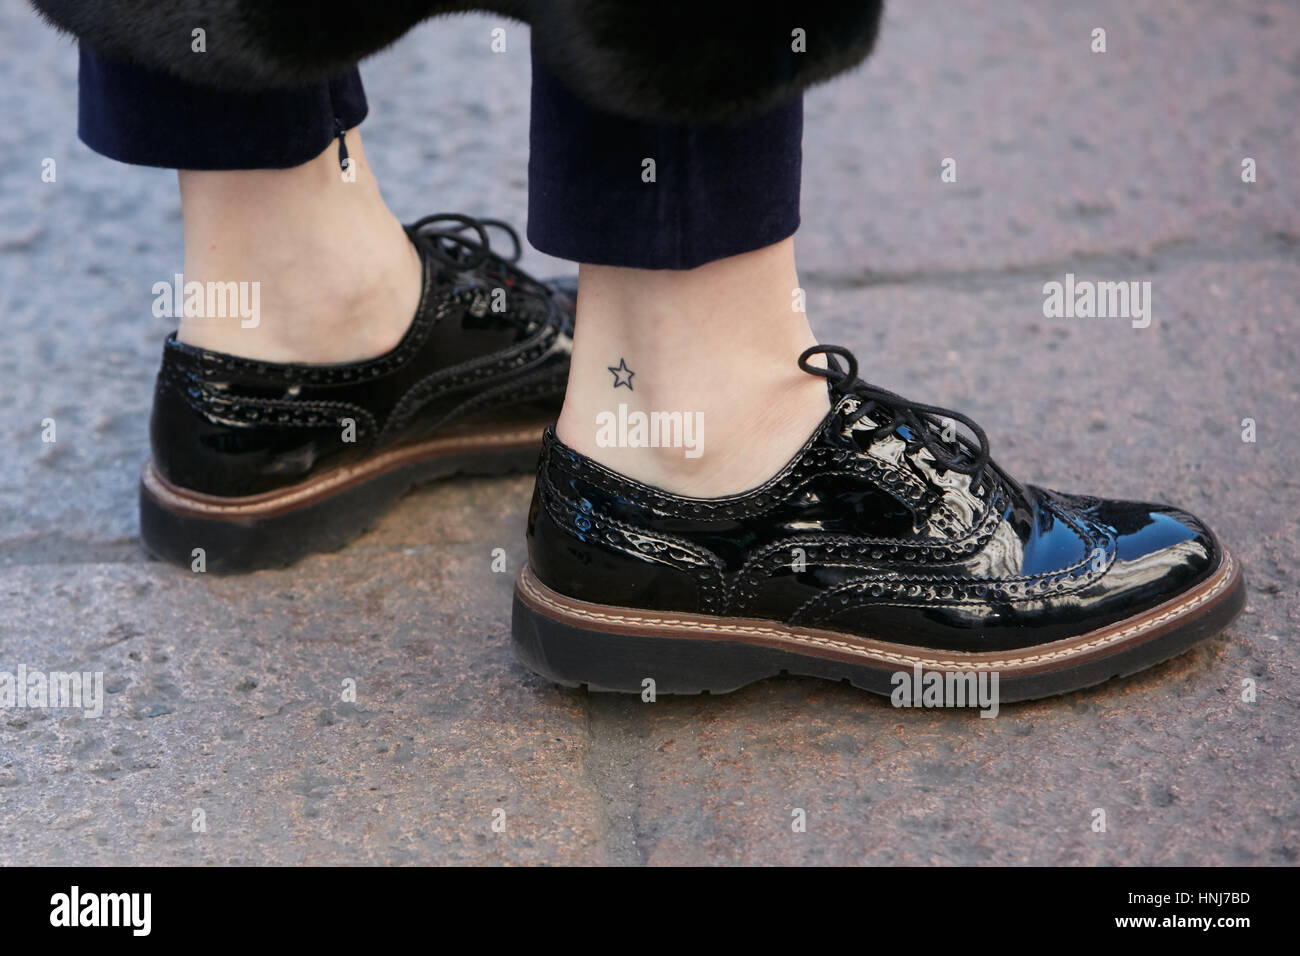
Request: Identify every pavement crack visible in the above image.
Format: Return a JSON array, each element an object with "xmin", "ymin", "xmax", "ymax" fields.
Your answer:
[{"xmin": 580, "ymin": 695, "xmax": 652, "ymax": 866}]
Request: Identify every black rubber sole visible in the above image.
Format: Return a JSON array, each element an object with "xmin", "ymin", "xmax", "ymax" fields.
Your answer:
[
  {"xmin": 511, "ymin": 556, "xmax": 1245, "ymax": 704},
  {"xmin": 141, "ymin": 445, "xmax": 540, "ymax": 573}
]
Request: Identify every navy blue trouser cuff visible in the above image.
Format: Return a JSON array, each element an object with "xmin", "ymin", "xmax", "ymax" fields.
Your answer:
[
  {"xmin": 78, "ymin": 47, "xmax": 368, "ymax": 171},
  {"xmin": 526, "ymin": 49, "xmax": 802, "ymax": 270},
  {"xmin": 77, "ymin": 44, "xmax": 801, "ymax": 269}
]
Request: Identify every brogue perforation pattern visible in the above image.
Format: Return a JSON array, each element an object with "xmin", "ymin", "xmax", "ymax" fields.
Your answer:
[
  {"xmin": 787, "ymin": 497, "xmax": 1118, "ymax": 627},
  {"xmin": 539, "ymin": 466, "xmax": 728, "ymax": 611},
  {"xmin": 381, "ymin": 321, "xmax": 562, "ymax": 440}
]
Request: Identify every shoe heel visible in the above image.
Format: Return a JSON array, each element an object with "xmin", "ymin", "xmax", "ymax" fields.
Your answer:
[
  {"xmin": 138, "ymin": 473, "xmax": 401, "ymax": 573},
  {"xmin": 139, "ymin": 442, "xmax": 543, "ymax": 574},
  {"xmin": 510, "ymin": 573, "xmax": 780, "ymax": 694}
]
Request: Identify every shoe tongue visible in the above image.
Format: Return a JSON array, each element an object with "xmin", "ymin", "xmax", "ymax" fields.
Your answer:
[{"xmin": 836, "ymin": 393, "xmax": 971, "ymax": 473}]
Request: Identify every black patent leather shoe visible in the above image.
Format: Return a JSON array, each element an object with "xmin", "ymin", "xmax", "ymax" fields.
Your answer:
[
  {"xmin": 140, "ymin": 214, "xmax": 573, "ymax": 572},
  {"xmin": 513, "ymin": 345, "xmax": 1244, "ymax": 703}
]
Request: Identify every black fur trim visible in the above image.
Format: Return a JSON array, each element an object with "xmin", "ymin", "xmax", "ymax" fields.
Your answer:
[
  {"xmin": 29, "ymin": 0, "xmax": 882, "ymax": 122},
  {"xmin": 531, "ymin": 1, "xmax": 884, "ymax": 123}
]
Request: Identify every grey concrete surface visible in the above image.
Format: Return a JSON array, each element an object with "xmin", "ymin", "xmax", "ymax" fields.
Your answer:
[{"xmin": 1, "ymin": 0, "xmax": 1297, "ymax": 865}]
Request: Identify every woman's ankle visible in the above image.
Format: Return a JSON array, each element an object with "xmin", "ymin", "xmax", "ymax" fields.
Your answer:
[
  {"xmin": 173, "ymin": 130, "xmax": 422, "ymax": 364},
  {"xmin": 556, "ymin": 239, "xmax": 832, "ymax": 497},
  {"xmin": 558, "ymin": 370, "xmax": 830, "ymax": 496}
]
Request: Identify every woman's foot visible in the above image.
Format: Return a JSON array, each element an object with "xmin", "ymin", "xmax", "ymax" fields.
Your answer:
[
  {"xmin": 514, "ymin": 344, "xmax": 1244, "ymax": 703},
  {"xmin": 144, "ymin": 128, "xmax": 579, "ymax": 571},
  {"xmin": 141, "ymin": 215, "xmax": 575, "ymax": 572}
]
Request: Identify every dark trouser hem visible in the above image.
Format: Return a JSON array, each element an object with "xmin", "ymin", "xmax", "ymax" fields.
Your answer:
[
  {"xmin": 527, "ymin": 49, "xmax": 802, "ymax": 270},
  {"xmin": 76, "ymin": 41, "xmax": 801, "ymax": 269},
  {"xmin": 77, "ymin": 46, "xmax": 368, "ymax": 170}
]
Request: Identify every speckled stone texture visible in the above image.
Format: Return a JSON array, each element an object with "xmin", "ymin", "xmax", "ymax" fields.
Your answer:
[{"xmin": 0, "ymin": 0, "xmax": 1296, "ymax": 865}]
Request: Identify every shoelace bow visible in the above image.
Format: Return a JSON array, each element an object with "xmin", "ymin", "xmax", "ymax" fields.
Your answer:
[
  {"xmin": 798, "ymin": 344, "xmax": 995, "ymax": 496},
  {"xmin": 408, "ymin": 213, "xmax": 554, "ymax": 303}
]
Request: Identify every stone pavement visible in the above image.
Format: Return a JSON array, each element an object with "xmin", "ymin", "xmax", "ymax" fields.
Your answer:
[{"xmin": 0, "ymin": 0, "xmax": 1296, "ymax": 865}]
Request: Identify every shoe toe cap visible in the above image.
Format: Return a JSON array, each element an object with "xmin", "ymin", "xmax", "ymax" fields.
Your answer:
[{"xmin": 1087, "ymin": 496, "xmax": 1223, "ymax": 609}]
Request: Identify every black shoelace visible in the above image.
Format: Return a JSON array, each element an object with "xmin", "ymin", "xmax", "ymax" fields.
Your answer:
[
  {"xmin": 408, "ymin": 213, "xmax": 552, "ymax": 302},
  {"xmin": 405, "ymin": 213, "xmax": 559, "ymax": 332},
  {"xmin": 798, "ymin": 344, "xmax": 995, "ymax": 496}
]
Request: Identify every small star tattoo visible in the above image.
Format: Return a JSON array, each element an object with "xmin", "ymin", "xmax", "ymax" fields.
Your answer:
[{"xmin": 608, "ymin": 358, "xmax": 635, "ymax": 390}]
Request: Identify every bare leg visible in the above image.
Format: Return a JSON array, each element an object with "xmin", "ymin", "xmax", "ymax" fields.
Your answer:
[
  {"xmin": 176, "ymin": 129, "xmax": 421, "ymax": 364},
  {"xmin": 555, "ymin": 237, "xmax": 829, "ymax": 496}
]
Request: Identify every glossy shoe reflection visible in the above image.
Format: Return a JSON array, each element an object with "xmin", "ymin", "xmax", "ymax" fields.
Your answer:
[{"xmin": 513, "ymin": 345, "xmax": 1244, "ymax": 703}]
